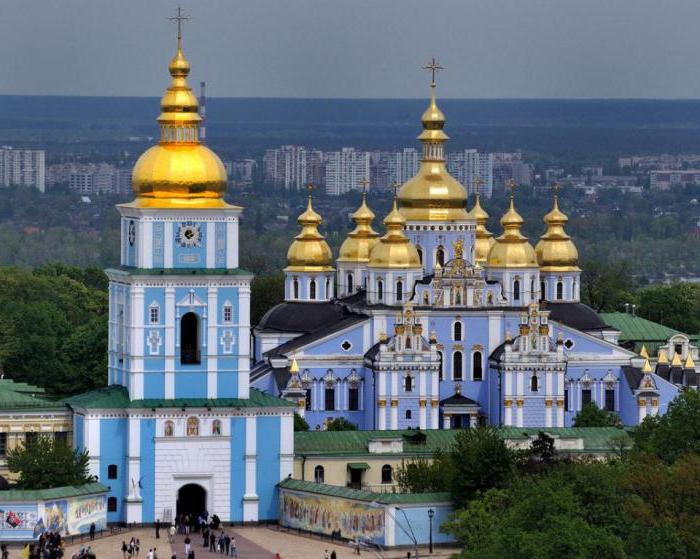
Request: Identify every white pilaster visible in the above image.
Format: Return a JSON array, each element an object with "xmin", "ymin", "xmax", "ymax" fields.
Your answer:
[
  {"xmin": 163, "ymin": 222, "xmax": 174, "ymax": 268},
  {"xmin": 279, "ymin": 415, "xmax": 294, "ymax": 480},
  {"xmin": 237, "ymin": 284, "xmax": 251, "ymax": 399},
  {"xmin": 125, "ymin": 417, "xmax": 143, "ymax": 523},
  {"xmin": 431, "ymin": 402, "xmax": 439, "ymax": 429},
  {"xmin": 243, "ymin": 415, "xmax": 259, "ymax": 521},
  {"xmin": 504, "ymin": 401, "xmax": 513, "ymax": 426},
  {"xmin": 207, "ymin": 287, "xmax": 218, "ymax": 398},
  {"xmin": 86, "ymin": 417, "xmax": 101, "ymax": 478},
  {"xmin": 516, "ymin": 401, "xmax": 524, "ymax": 428},
  {"xmin": 206, "ymin": 222, "xmax": 216, "ymax": 268},
  {"xmin": 443, "ymin": 414, "xmax": 451, "ymax": 429}
]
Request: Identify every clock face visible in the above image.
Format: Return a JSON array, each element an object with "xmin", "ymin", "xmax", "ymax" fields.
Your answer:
[
  {"xmin": 176, "ymin": 221, "xmax": 202, "ymax": 248},
  {"xmin": 128, "ymin": 221, "xmax": 136, "ymax": 246}
]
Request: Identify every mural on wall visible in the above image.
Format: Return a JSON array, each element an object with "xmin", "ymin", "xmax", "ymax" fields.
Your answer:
[
  {"xmin": 0, "ymin": 505, "xmax": 40, "ymax": 539},
  {"xmin": 44, "ymin": 500, "xmax": 68, "ymax": 534},
  {"xmin": 280, "ymin": 491, "xmax": 384, "ymax": 540},
  {"xmin": 69, "ymin": 496, "xmax": 106, "ymax": 534}
]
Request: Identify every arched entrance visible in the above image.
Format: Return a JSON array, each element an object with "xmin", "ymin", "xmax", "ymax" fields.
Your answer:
[{"xmin": 176, "ymin": 483, "xmax": 207, "ymax": 517}]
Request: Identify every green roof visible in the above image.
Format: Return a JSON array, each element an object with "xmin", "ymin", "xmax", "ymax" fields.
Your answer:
[
  {"xmin": 108, "ymin": 266, "xmax": 253, "ymax": 277},
  {"xmin": 0, "ymin": 482, "xmax": 108, "ymax": 502},
  {"xmin": 67, "ymin": 385, "xmax": 293, "ymax": 410},
  {"xmin": 0, "ymin": 380, "xmax": 46, "ymax": 395},
  {"xmin": 0, "ymin": 381, "xmax": 65, "ymax": 411},
  {"xmin": 295, "ymin": 427, "xmax": 630, "ymax": 457},
  {"xmin": 600, "ymin": 312, "xmax": 699, "ymax": 354},
  {"xmin": 278, "ymin": 478, "xmax": 450, "ymax": 505},
  {"xmin": 347, "ymin": 462, "xmax": 370, "ymax": 470}
]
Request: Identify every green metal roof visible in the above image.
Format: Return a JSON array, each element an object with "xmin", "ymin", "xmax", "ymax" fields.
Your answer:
[
  {"xmin": 0, "ymin": 482, "xmax": 108, "ymax": 502},
  {"xmin": 67, "ymin": 385, "xmax": 293, "ymax": 410},
  {"xmin": 295, "ymin": 427, "xmax": 630, "ymax": 457},
  {"xmin": 0, "ymin": 382, "xmax": 65, "ymax": 411},
  {"xmin": 109, "ymin": 266, "xmax": 252, "ymax": 277},
  {"xmin": 347, "ymin": 462, "xmax": 370, "ymax": 470},
  {"xmin": 600, "ymin": 312, "xmax": 699, "ymax": 355},
  {"xmin": 0, "ymin": 380, "xmax": 46, "ymax": 395},
  {"xmin": 278, "ymin": 478, "xmax": 450, "ymax": 505}
]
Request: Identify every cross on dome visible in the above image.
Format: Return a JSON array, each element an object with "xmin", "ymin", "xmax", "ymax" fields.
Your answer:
[
  {"xmin": 359, "ymin": 177, "xmax": 370, "ymax": 193},
  {"xmin": 473, "ymin": 175, "xmax": 483, "ymax": 195},
  {"xmin": 168, "ymin": 5, "xmax": 191, "ymax": 41},
  {"xmin": 422, "ymin": 57, "xmax": 445, "ymax": 87},
  {"xmin": 507, "ymin": 178, "xmax": 517, "ymax": 199}
]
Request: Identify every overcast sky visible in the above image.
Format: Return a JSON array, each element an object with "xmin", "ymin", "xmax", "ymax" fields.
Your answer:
[{"xmin": 2, "ymin": 0, "xmax": 699, "ymax": 99}]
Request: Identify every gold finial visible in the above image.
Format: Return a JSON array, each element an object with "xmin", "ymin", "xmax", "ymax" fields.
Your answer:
[
  {"xmin": 641, "ymin": 358, "xmax": 652, "ymax": 374},
  {"xmin": 290, "ymin": 357, "xmax": 299, "ymax": 374},
  {"xmin": 671, "ymin": 352, "xmax": 682, "ymax": 367},
  {"xmin": 685, "ymin": 354, "xmax": 696, "ymax": 369},
  {"xmin": 422, "ymin": 57, "xmax": 445, "ymax": 87},
  {"xmin": 639, "ymin": 345, "xmax": 649, "ymax": 359},
  {"xmin": 359, "ymin": 177, "xmax": 370, "ymax": 193},
  {"xmin": 391, "ymin": 182, "xmax": 400, "ymax": 199},
  {"xmin": 168, "ymin": 5, "xmax": 191, "ymax": 47},
  {"xmin": 553, "ymin": 182, "xmax": 561, "ymax": 198},
  {"xmin": 657, "ymin": 350, "xmax": 668, "ymax": 364},
  {"xmin": 473, "ymin": 175, "xmax": 483, "ymax": 197},
  {"xmin": 507, "ymin": 179, "xmax": 517, "ymax": 200}
]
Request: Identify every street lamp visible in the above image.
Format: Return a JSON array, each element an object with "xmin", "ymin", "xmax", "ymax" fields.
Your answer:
[{"xmin": 428, "ymin": 508, "xmax": 435, "ymax": 554}]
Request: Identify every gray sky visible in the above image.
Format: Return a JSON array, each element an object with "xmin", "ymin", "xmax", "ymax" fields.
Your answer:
[{"xmin": 2, "ymin": 0, "xmax": 699, "ymax": 99}]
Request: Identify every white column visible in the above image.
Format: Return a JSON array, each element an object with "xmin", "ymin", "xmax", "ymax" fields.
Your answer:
[
  {"xmin": 125, "ymin": 416, "xmax": 143, "ymax": 523},
  {"xmin": 206, "ymin": 222, "xmax": 216, "ymax": 268},
  {"xmin": 545, "ymin": 401, "xmax": 553, "ymax": 428},
  {"xmin": 207, "ymin": 286, "xmax": 218, "ymax": 398},
  {"xmin": 638, "ymin": 399, "xmax": 647, "ymax": 424},
  {"xmin": 164, "ymin": 287, "xmax": 175, "ymax": 399},
  {"xmin": 516, "ymin": 401, "xmax": 524, "ymax": 427},
  {"xmin": 85, "ymin": 417, "xmax": 101, "ymax": 479},
  {"xmin": 243, "ymin": 415, "xmax": 259, "ymax": 521},
  {"xmin": 226, "ymin": 219, "xmax": 239, "ymax": 269},
  {"xmin": 431, "ymin": 401, "xmax": 439, "ymax": 429},
  {"xmin": 130, "ymin": 286, "xmax": 145, "ymax": 399},
  {"xmin": 237, "ymin": 283, "xmax": 251, "ymax": 398},
  {"xmin": 557, "ymin": 399, "xmax": 565, "ymax": 427},
  {"xmin": 377, "ymin": 402, "xmax": 387, "ymax": 430},
  {"xmin": 390, "ymin": 401, "xmax": 398, "ymax": 430},
  {"xmin": 443, "ymin": 414, "xmax": 451, "ymax": 430},
  {"xmin": 279, "ymin": 414, "xmax": 294, "ymax": 480},
  {"xmin": 140, "ymin": 221, "xmax": 154, "ymax": 269},
  {"xmin": 504, "ymin": 401, "xmax": 513, "ymax": 426},
  {"xmin": 163, "ymin": 222, "xmax": 174, "ymax": 268}
]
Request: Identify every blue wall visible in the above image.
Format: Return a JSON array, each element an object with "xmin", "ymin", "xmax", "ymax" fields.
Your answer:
[
  {"xmin": 229, "ymin": 418, "xmax": 246, "ymax": 522},
  {"xmin": 74, "ymin": 414, "xmax": 84, "ymax": 451},
  {"xmin": 140, "ymin": 419, "xmax": 156, "ymax": 523},
  {"xmin": 392, "ymin": 504, "xmax": 454, "ymax": 546},
  {"xmin": 256, "ymin": 417, "xmax": 281, "ymax": 520},
  {"xmin": 99, "ymin": 418, "xmax": 127, "ymax": 523}
]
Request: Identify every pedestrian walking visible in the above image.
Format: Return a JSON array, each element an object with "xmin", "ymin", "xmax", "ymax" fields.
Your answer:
[
  {"xmin": 121, "ymin": 542, "xmax": 128, "ymax": 559},
  {"xmin": 209, "ymin": 532, "xmax": 216, "ymax": 553},
  {"xmin": 229, "ymin": 537, "xmax": 237, "ymax": 558},
  {"xmin": 155, "ymin": 520, "xmax": 161, "ymax": 539},
  {"xmin": 169, "ymin": 525, "xmax": 176, "ymax": 544},
  {"xmin": 330, "ymin": 551, "xmax": 337, "ymax": 559},
  {"xmin": 89, "ymin": 522, "xmax": 96, "ymax": 541}
]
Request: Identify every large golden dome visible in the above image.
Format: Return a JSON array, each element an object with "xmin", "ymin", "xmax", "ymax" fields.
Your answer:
[
  {"xmin": 535, "ymin": 193, "xmax": 580, "ymax": 272},
  {"xmin": 468, "ymin": 193, "xmax": 495, "ymax": 264},
  {"xmin": 285, "ymin": 193, "xmax": 334, "ymax": 272},
  {"xmin": 368, "ymin": 197, "xmax": 421, "ymax": 269},
  {"xmin": 338, "ymin": 191, "xmax": 380, "ymax": 263},
  {"xmin": 487, "ymin": 194, "xmax": 538, "ymax": 268},
  {"xmin": 398, "ymin": 84, "xmax": 469, "ymax": 222},
  {"xmin": 131, "ymin": 32, "xmax": 228, "ymax": 208}
]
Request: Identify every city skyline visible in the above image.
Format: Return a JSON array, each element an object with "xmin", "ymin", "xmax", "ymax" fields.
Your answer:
[{"xmin": 2, "ymin": 0, "xmax": 700, "ymax": 99}]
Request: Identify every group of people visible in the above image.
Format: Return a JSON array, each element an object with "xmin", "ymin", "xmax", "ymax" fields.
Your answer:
[
  {"xmin": 200, "ymin": 529, "xmax": 237, "ymax": 557},
  {"xmin": 24, "ymin": 532, "xmax": 66, "ymax": 559},
  {"xmin": 120, "ymin": 537, "xmax": 141, "ymax": 558},
  {"xmin": 173, "ymin": 512, "xmax": 221, "ymax": 536}
]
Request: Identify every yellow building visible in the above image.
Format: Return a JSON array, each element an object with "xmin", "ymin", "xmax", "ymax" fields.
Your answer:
[{"xmin": 0, "ymin": 380, "xmax": 72, "ymax": 480}]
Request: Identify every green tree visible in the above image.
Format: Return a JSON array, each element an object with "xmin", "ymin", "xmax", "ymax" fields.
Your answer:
[
  {"xmin": 294, "ymin": 413, "xmax": 309, "ymax": 432},
  {"xmin": 581, "ymin": 260, "xmax": 636, "ymax": 312},
  {"xmin": 573, "ymin": 402, "xmax": 621, "ymax": 427},
  {"xmin": 325, "ymin": 417, "xmax": 358, "ymax": 431},
  {"xmin": 7, "ymin": 436, "xmax": 91, "ymax": 489},
  {"xmin": 250, "ymin": 273, "xmax": 285, "ymax": 325},
  {"xmin": 448, "ymin": 427, "xmax": 514, "ymax": 508},
  {"xmin": 637, "ymin": 283, "xmax": 700, "ymax": 334},
  {"xmin": 394, "ymin": 452, "xmax": 451, "ymax": 493}
]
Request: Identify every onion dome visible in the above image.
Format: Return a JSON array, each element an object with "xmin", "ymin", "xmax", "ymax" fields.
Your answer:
[
  {"xmin": 639, "ymin": 345, "xmax": 649, "ymax": 359},
  {"xmin": 657, "ymin": 350, "xmax": 669, "ymax": 365},
  {"xmin": 486, "ymin": 190, "xmax": 538, "ymax": 268},
  {"xmin": 685, "ymin": 355, "xmax": 696, "ymax": 369},
  {"xmin": 131, "ymin": 29, "xmax": 228, "ymax": 208},
  {"xmin": 535, "ymin": 189, "xmax": 580, "ymax": 271},
  {"xmin": 338, "ymin": 190, "xmax": 380, "ymax": 263},
  {"xmin": 469, "ymin": 192, "xmax": 495, "ymax": 264},
  {"xmin": 285, "ymin": 190, "xmax": 334, "ymax": 272},
  {"xmin": 398, "ymin": 82, "xmax": 468, "ymax": 222},
  {"xmin": 368, "ymin": 196, "xmax": 421, "ymax": 269},
  {"xmin": 671, "ymin": 352, "xmax": 682, "ymax": 367}
]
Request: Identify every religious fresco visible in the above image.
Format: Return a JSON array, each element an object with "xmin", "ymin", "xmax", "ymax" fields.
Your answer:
[
  {"xmin": 0, "ymin": 504, "xmax": 40, "ymax": 539},
  {"xmin": 44, "ymin": 500, "xmax": 68, "ymax": 534},
  {"xmin": 279, "ymin": 491, "xmax": 384, "ymax": 541},
  {"xmin": 68, "ymin": 495, "xmax": 106, "ymax": 534}
]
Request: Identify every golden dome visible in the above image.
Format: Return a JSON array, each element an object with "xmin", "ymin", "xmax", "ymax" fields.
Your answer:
[
  {"xmin": 469, "ymin": 193, "xmax": 495, "ymax": 264},
  {"xmin": 285, "ymin": 193, "xmax": 334, "ymax": 272},
  {"xmin": 534, "ymin": 193, "xmax": 580, "ymax": 272},
  {"xmin": 368, "ymin": 197, "xmax": 421, "ymax": 269},
  {"xmin": 398, "ymin": 84, "xmax": 469, "ymax": 222},
  {"xmin": 338, "ymin": 191, "xmax": 380, "ymax": 263},
  {"xmin": 486, "ymin": 194, "xmax": 538, "ymax": 268},
  {"xmin": 131, "ymin": 32, "xmax": 228, "ymax": 208}
]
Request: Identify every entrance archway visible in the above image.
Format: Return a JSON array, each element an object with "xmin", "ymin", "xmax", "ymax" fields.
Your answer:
[{"xmin": 177, "ymin": 483, "xmax": 207, "ymax": 517}]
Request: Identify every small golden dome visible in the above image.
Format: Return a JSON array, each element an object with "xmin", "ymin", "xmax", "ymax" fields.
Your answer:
[
  {"xmin": 398, "ymin": 84, "xmax": 469, "ymax": 222},
  {"xmin": 469, "ymin": 193, "xmax": 495, "ymax": 264},
  {"xmin": 534, "ymin": 193, "xmax": 580, "ymax": 272},
  {"xmin": 338, "ymin": 191, "xmax": 380, "ymax": 263},
  {"xmin": 487, "ymin": 195, "xmax": 538, "ymax": 268},
  {"xmin": 285, "ymin": 193, "xmax": 334, "ymax": 272},
  {"xmin": 131, "ymin": 33, "xmax": 228, "ymax": 208},
  {"xmin": 368, "ymin": 197, "xmax": 421, "ymax": 269}
]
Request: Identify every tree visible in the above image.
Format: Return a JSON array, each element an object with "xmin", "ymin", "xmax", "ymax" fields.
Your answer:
[
  {"xmin": 294, "ymin": 413, "xmax": 309, "ymax": 432},
  {"xmin": 573, "ymin": 402, "xmax": 621, "ymax": 427},
  {"xmin": 637, "ymin": 283, "xmax": 700, "ymax": 334},
  {"xmin": 325, "ymin": 417, "xmax": 358, "ymax": 431},
  {"xmin": 7, "ymin": 436, "xmax": 91, "ymax": 489},
  {"xmin": 250, "ymin": 273, "xmax": 285, "ymax": 325},
  {"xmin": 580, "ymin": 260, "xmax": 636, "ymax": 312},
  {"xmin": 448, "ymin": 427, "xmax": 514, "ymax": 508},
  {"xmin": 632, "ymin": 389, "xmax": 700, "ymax": 464},
  {"xmin": 394, "ymin": 452, "xmax": 451, "ymax": 493}
]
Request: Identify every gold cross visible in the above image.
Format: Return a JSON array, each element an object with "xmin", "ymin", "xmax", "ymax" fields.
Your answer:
[
  {"xmin": 168, "ymin": 5, "xmax": 191, "ymax": 40},
  {"xmin": 422, "ymin": 57, "xmax": 445, "ymax": 87},
  {"xmin": 391, "ymin": 182, "xmax": 400, "ymax": 198},
  {"xmin": 359, "ymin": 177, "xmax": 370, "ymax": 194},
  {"xmin": 507, "ymin": 179, "xmax": 517, "ymax": 199},
  {"xmin": 553, "ymin": 182, "xmax": 561, "ymax": 197},
  {"xmin": 306, "ymin": 182, "xmax": 314, "ymax": 196},
  {"xmin": 473, "ymin": 175, "xmax": 483, "ymax": 195}
]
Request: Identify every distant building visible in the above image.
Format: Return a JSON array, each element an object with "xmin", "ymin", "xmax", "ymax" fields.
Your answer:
[
  {"xmin": 447, "ymin": 149, "xmax": 493, "ymax": 197},
  {"xmin": 493, "ymin": 152, "xmax": 532, "ymax": 190},
  {"xmin": 67, "ymin": 163, "xmax": 132, "ymax": 195},
  {"xmin": 650, "ymin": 170, "xmax": 700, "ymax": 190},
  {"xmin": 371, "ymin": 148, "xmax": 419, "ymax": 190},
  {"xmin": 545, "ymin": 168, "xmax": 565, "ymax": 184},
  {"xmin": 230, "ymin": 159, "xmax": 256, "ymax": 184},
  {"xmin": 324, "ymin": 147, "xmax": 370, "ymax": 196},
  {"xmin": 263, "ymin": 145, "xmax": 323, "ymax": 191},
  {"xmin": 0, "ymin": 147, "xmax": 45, "ymax": 192}
]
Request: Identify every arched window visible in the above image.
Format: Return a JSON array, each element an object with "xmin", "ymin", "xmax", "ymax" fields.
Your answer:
[
  {"xmin": 347, "ymin": 273, "xmax": 354, "ymax": 293},
  {"xmin": 381, "ymin": 465, "xmax": 393, "ymax": 484},
  {"xmin": 436, "ymin": 246, "xmax": 445, "ymax": 267},
  {"xmin": 164, "ymin": 421, "xmax": 174, "ymax": 437},
  {"xmin": 107, "ymin": 464, "xmax": 118, "ymax": 480},
  {"xmin": 453, "ymin": 351, "xmax": 463, "ymax": 381},
  {"xmin": 556, "ymin": 281, "xmax": 563, "ymax": 300},
  {"xmin": 540, "ymin": 281, "xmax": 546, "ymax": 302},
  {"xmin": 438, "ymin": 351, "xmax": 444, "ymax": 380},
  {"xmin": 314, "ymin": 465, "xmax": 325, "ymax": 483},
  {"xmin": 325, "ymin": 278, "xmax": 331, "ymax": 298},
  {"xmin": 212, "ymin": 419, "xmax": 222, "ymax": 436},
  {"xmin": 454, "ymin": 321, "xmax": 462, "ymax": 341},
  {"xmin": 473, "ymin": 352, "xmax": 483, "ymax": 381},
  {"xmin": 107, "ymin": 497, "xmax": 118, "ymax": 513},
  {"xmin": 530, "ymin": 279, "xmax": 535, "ymax": 300},
  {"xmin": 404, "ymin": 375, "xmax": 413, "ymax": 392},
  {"xmin": 293, "ymin": 278, "xmax": 299, "ymax": 299},
  {"xmin": 513, "ymin": 279, "xmax": 521, "ymax": 301},
  {"xmin": 405, "ymin": 336, "xmax": 412, "ymax": 349},
  {"xmin": 309, "ymin": 279, "xmax": 317, "ymax": 300},
  {"xmin": 405, "ymin": 409, "xmax": 412, "ymax": 420},
  {"xmin": 416, "ymin": 247, "xmax": 423, "ymax": 265},
  {"xmin": 186, "ymin": 417, "xmax": 199, "ymax": 436},
  {"xmin": 180, "ymin": 312, "xmax": 200, "ymax": 365},
  {"xmin": 396, "ymin": 280, "xmax": 403, "ymax": 302},
  {"xmin": 530, "ymin": 375, "xmax": 539, "ymax": 392},
  {"xmin": 377, "ymin": 279, "xmax": 384, "ymax": 301}
]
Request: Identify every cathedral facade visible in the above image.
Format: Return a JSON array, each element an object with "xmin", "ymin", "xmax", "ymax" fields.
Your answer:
[
  {"xmin": 68, "ymin": 31, "xmax": 293, "ymax": 525},
  {"xmin": 251, "ymin": 80, "xmax": 692, "ymax": 432}
]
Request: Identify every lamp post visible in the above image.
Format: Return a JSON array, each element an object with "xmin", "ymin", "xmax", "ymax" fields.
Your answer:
[{"xmin": 428, "ymin": 508, "xmax": 435, "ymax": 554}]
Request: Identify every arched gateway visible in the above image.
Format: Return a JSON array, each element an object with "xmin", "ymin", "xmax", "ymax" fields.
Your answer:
[{"xmin": 177, "ymin": 483, "xmax": 207, "ymax": 517}]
